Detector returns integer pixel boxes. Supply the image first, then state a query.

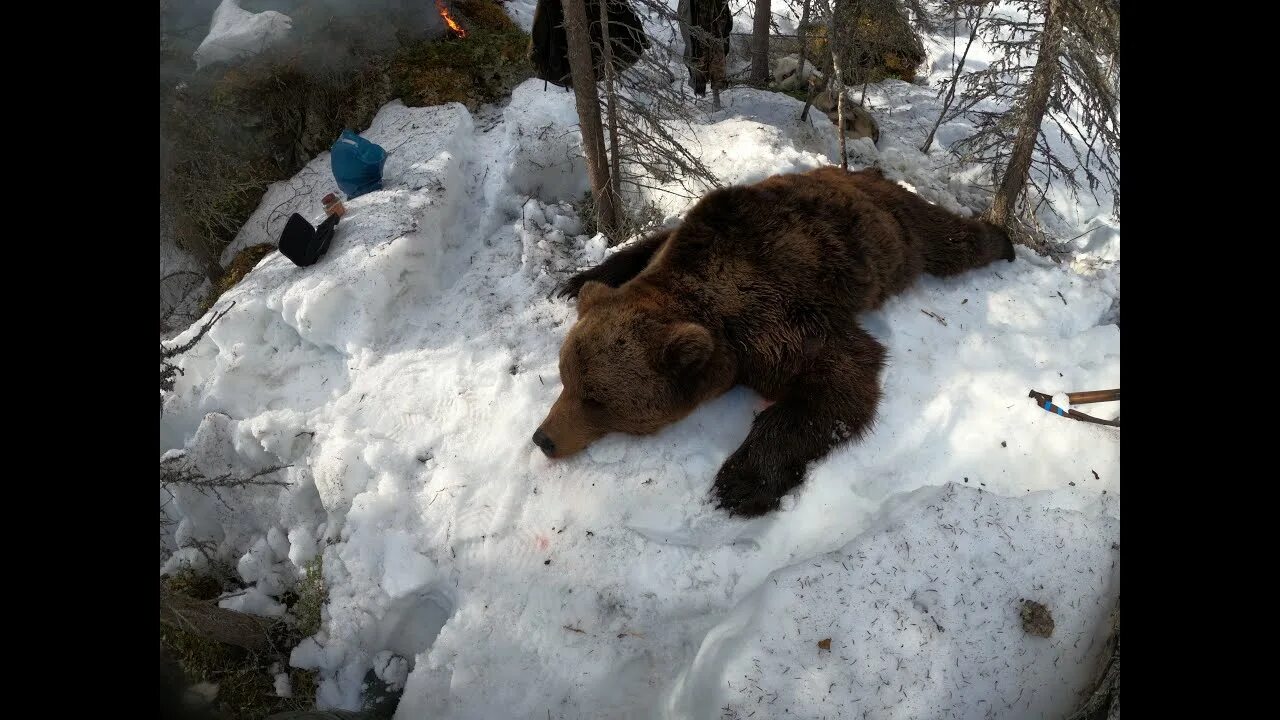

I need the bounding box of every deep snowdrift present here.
[162,6,1119,718]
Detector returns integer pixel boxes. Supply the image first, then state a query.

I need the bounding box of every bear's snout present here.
[534,395,601,459]
[531,428,556,457]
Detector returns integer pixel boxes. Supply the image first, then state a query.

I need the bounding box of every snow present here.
[274,668,293,698]
[161,4,1119,718]
[666,484,1119,719]
[193,0,293,70]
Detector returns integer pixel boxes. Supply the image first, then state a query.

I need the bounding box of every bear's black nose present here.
[532,429,556,457]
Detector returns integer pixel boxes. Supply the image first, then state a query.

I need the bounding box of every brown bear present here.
[533,166,1015,516]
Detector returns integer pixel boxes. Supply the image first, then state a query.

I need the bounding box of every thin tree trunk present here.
[160,581,276,653]
[598,0,622,199]
[836,88,848,168]
[828,0,848,169]
[795,0,812,84]
[563,0,622,239]
[921,5,983,153]
[751,0,772,86]
[987,0,1065,228]
[799,48,833,123]
[710,32,725,110]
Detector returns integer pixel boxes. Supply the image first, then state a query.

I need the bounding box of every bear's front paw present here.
[555,269,598,299]
[711,450,804,517]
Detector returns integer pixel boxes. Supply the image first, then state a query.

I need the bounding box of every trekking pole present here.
[1028,389,1120,428]
[1066,389,1119,405]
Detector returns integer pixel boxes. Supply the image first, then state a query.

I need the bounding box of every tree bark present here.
[828,0,849,169]
[750,0,773,86]
[160,581,277,653]
[563,0,622,239]
[795,0,813,84]
[598,0,622,199]
[987,0,1065,228]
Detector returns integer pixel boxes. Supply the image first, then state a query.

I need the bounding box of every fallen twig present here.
[920,309,948,326]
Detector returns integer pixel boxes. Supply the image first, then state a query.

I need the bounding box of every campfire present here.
[435,0,468,39]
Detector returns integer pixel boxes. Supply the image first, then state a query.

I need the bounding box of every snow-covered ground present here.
[161,3,1119,718]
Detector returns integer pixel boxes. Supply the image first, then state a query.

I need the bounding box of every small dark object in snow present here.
[1001,441,1007,448]
[509,364,519,375]
[963,477,968,483]
[279,212,340,267]
[921,309,948,326]
[817,638,831,651]
[1057,291,1068,305]
[1069,481,1076,486]
[962,298,968,304]
[642,478,653,485]
[586,530,594,537]
[1092,469,1100,480]
[544,559,551,565]
[1020,599,1054,637]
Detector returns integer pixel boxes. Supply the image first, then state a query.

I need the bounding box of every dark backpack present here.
[529,0,650,88]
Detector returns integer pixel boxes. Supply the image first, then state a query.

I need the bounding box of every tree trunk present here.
[828,1,848,169]
[563,0,622,239]
[160,581,277,653]
[598,0,622,199]
[795,0,812,84]
[750,0,772,86]
[987,0,1065,228]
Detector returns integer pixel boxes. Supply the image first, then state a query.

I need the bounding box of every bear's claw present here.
[711,450,802,517]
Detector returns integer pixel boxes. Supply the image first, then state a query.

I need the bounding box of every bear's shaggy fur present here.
[534,166,1014,516]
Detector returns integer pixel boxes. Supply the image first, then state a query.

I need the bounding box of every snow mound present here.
[193,0,293,70]
[628,88,840,221]
[666,483,1119,719]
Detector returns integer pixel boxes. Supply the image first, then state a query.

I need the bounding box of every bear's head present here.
[533,280,730,458]
[981,221,1016,262]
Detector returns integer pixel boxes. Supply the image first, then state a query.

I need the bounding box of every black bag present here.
[529,0,650,88]
[279,213,340,267]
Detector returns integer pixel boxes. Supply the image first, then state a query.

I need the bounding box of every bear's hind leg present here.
[556,227,673,299]
[711,326,887,516]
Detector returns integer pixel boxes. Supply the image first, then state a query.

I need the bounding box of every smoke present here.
[160,0,447,89]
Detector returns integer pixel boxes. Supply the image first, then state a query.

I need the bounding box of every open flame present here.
[435,0,467,38]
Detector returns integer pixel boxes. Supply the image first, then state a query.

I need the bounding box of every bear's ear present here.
[577,281,613,315]
[661,322,713,375]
